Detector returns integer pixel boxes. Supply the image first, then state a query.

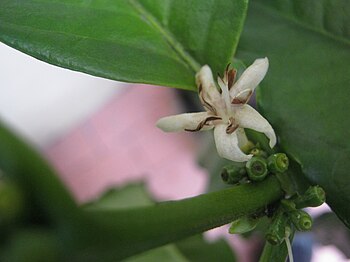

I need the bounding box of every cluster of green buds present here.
[224,145,326,254]
[265,186,325,245]
[221,145,289,185]
[229,185,325,248]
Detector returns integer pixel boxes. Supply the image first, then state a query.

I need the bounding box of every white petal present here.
[235,105,276,148]
[236,127,249,149]
[214,124,252,162]
[230,57,269,100]
[196,65,222,110]
[156,112,213,132]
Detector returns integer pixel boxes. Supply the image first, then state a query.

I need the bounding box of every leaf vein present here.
[128,0,201,73]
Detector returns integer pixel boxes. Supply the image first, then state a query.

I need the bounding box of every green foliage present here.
[0,0,248,90]
[0,122,283,260]
[1,0,349,259]
[89,184,236,262]
[176,235,236,262]
[84,183,153,210]
[259,232,293,262]
[237,0,350,227]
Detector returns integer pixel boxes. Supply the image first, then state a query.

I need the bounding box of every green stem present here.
[259,230,295,262]
[82,176,283,260]
[0,122,285,261]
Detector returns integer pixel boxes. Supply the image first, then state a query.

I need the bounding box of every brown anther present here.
[198,84,202,93]
[231,98,246,104]
[226,117,238,134]
[225,63,231,74]
[185,116,221,132]
[200,95,217,115]
[231,90,252,104]
[217,73,223,94]
[227,69,236,90]
[223,63,231,83]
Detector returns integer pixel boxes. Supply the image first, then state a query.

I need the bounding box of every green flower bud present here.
[290,210,312,231]
[294,186,326,209]
[266,211,289,245]
[221,165,246,184]
[246,156,268,182]
[250,148,268,158]
[267,153,289,173]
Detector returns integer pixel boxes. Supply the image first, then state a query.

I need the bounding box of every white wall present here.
[0,43,122,148]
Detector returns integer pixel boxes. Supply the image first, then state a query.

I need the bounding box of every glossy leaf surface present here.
[0,0,248,90]
[237,0,350,227]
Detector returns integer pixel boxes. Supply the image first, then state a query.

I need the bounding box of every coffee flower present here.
[156,58,276,162]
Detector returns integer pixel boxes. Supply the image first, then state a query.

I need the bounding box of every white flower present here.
[156,58,276,162]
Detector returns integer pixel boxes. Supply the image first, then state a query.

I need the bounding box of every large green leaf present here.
[237,0,350,227]
[0,0,247,90]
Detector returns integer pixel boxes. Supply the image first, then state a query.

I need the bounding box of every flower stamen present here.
[226,117,238,134]
[198,84,218,114]
[232,89,252,104]
[185,116,222,132]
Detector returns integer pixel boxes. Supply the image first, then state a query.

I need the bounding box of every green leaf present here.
[84,183,153,210]
[229,216,259,234]
[0,0,248,90]
[237,0,350,227]
[124,245,189,262]
[176,235,236,262]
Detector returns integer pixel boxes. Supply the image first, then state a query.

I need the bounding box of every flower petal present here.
[235,105,276,148]
[236,127,249,148]
[230,58,269,102]
[156,112,214,132]
[196,65,222,112]
[214,124,252,162]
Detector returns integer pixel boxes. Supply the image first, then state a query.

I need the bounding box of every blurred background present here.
[1,42,349,262]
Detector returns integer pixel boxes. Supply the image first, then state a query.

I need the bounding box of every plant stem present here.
[259,229,295,262]
[82,176,283,260]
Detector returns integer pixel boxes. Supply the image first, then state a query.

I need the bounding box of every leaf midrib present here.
[128,0,201,73]
[253,1,350,46]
